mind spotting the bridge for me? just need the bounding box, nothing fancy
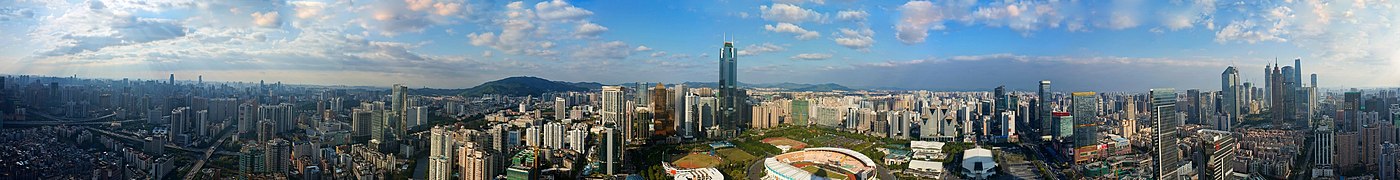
[84,126,239,156]
[4,111,122,126]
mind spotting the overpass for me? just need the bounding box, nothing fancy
[84,126,239,156]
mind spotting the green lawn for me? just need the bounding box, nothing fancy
[673,153,723,169]
[717,148,757,163]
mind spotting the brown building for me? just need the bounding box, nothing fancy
[1337,132,1361,171]
[651,83,675,137]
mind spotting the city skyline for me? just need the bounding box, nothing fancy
[2,0,1398,91]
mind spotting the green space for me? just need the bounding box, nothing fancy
[673,153,722,169]
[716,148,756,163]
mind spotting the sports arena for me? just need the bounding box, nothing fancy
[760,147,876,180]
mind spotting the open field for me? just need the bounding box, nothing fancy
[673,152,723,169]
[762,137,808,150]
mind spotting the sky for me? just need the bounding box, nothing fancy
[1,0,1398,91]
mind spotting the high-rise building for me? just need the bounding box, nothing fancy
[391,84,409,138]
[1151,88,1181,180]
[554,97,567,120]
[171,107,191,137]
[1072,92,1098,148]
[1221,66,1241,124]
[651,83,675,137]
[1313,116,1336,178]
[259,103,294,134]
[718,41,740,136]
[1195,129,1237,180]
[1039,80,1053,138]
[428,126,461,180]
[459,141,495,180]
[266,138,291,174]
[238,143,267,174]
[601,86,626,143]
[238,103,260,140]
[351,108,371,139]
[602,126,623,176]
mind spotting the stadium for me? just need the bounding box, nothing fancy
[760,147,877,180]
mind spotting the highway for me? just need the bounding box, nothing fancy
[182,126,236,180]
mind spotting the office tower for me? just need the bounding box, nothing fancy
[169,73,175,85]
[1311,73,1318,88]
[1195,129,1237,180]
[265,139,291,175]
[391,84,409,138]
[1345,91,1362,131]
[1039,80,1052,138]
[554,97,567,120]
[1053,112,1073,141]
[1264,65,1272,105]
[602,86,625,125]
[1152,88,1181,180]
[1072,92,1098,148]
[1313,116,1335,178]
[1221,66,1241,124]
[718,41,740,136]
[1269,64,1285,124]
[260,103,294,134]
[351,108,371,139]
[1294,58,1303,87]
[407,106,426,128]
[651,83,674,137]
[603,126,623,176]
[635,82,650,105]
[673,84,687,133]
[1186,89,1201,124]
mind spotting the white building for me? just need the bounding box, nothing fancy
[961,147,996,179]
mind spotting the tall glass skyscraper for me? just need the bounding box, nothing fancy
[1221,66,1240,126]
[718,42,739,135]
[1152,88,1181,180]
[1038,80,1052,138]
[1071,92,1097,148]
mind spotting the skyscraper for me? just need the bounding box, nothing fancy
[1313,116,1335,178]
[1221,66,1241,125]
[718,41,740,136]
[651,83,675,137]
[1195,129,1237,180]
[1151,88,1181,180]
[603,126,623,175]
[1039,80,1052,139]
[391,84,409,138]
[554,97,567,120]
[1071,92,1098,148]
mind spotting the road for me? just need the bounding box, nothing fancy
[182,126,236,180]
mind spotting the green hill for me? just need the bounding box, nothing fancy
[459,76,589,97]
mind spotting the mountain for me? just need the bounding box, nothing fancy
[672,82,853,92]
[459,76,589,97]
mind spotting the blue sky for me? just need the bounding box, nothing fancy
[1,0,1397,91]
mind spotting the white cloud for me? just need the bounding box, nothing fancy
[535,0,593,21]
[760,3,823,23]
[836,10,868,22]
[251,11,280,28]
[790,53,833,60]
[737,43,785,56]
[290,1,326,19]
[834,27,874,50]
[1215,20,1286,43]
[774,0,824,5]
[574,22,608,38]
[650,51,667,57]
[764,23,820,40]
[894,1,949,44]
[634,45,652,52]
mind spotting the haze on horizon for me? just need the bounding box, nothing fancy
[2,0,1398,91]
